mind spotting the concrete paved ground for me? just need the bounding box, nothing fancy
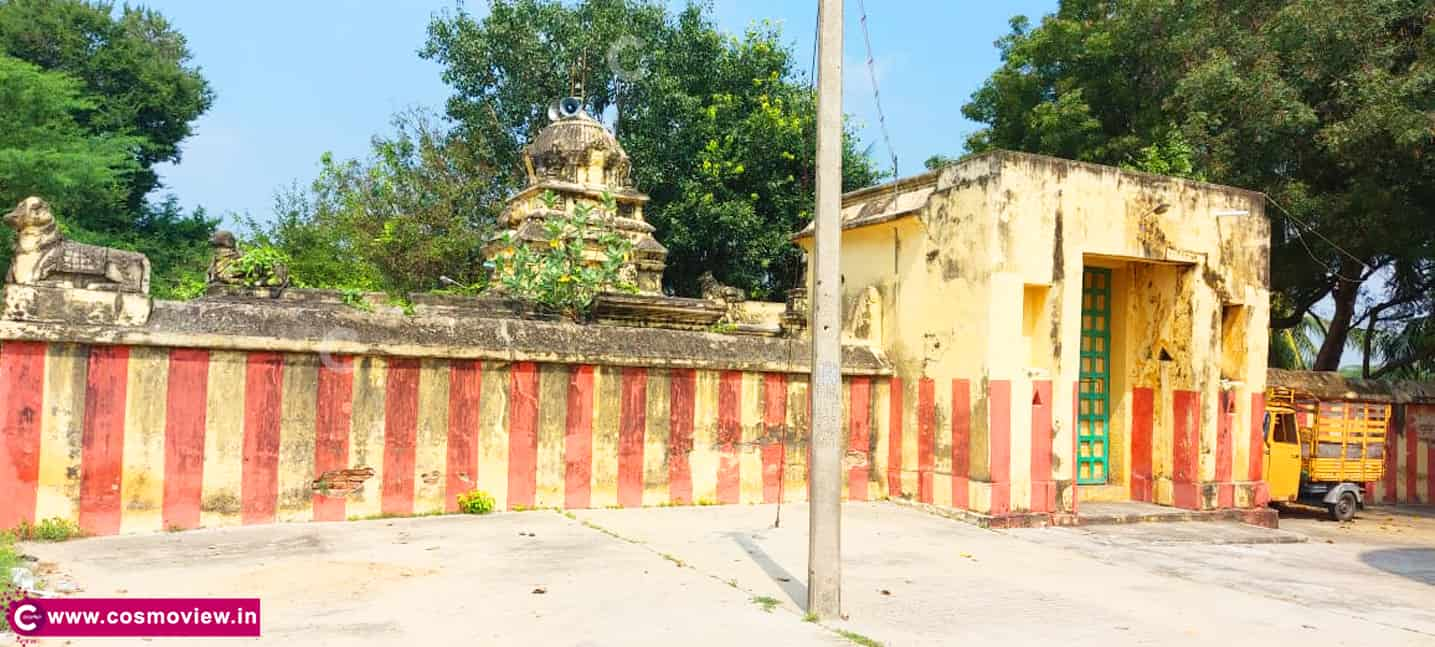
[17,512,846,647]
[16,502,1435,646]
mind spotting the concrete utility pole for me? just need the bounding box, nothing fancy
[808,0,844,620]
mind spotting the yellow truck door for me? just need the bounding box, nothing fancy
[1264,411,1302,502]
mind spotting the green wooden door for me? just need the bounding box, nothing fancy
[1078,267,1112,485]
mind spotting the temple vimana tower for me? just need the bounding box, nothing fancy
[484,97,668,295]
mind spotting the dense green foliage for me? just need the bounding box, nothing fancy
[961,0,1435,376]
[0,0,216,299]
[246,109,495,294]
[420,0,883,299]
[0,0,214,210]
[0,54,139,220]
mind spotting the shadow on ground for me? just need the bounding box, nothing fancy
[1360,548,1435,586]
[724,530,807,608]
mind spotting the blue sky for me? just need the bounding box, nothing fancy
[143,1,1056,227]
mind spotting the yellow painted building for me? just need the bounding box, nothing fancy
[797,150,1273,520]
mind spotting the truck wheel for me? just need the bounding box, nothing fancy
[1327,492,1357,522]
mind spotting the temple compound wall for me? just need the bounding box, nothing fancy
[0,294,890,535]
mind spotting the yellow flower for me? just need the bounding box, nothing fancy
[549,239,562,249]
[558,275,572,283]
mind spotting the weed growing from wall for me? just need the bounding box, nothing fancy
[487,191,636,319]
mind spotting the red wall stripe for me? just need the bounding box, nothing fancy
[241,352,284,525]
[951,379,970,509]
[162,349,209,530]
[847,377,871,501]
[1249,393,1265,483]
[1172,389,1201,510]
[380,358,419,516]
[762,373,787,504]
[1130,388,1154,503]
[667,369,695,505]
[446,360,482,512]
[1216,391,1234,508]
[916,378,935,504]
[1407,414,1420,503]
[887,377,903,497]
[312,356,354,522]
[1030,380,1053,513]
[716,370,742,504]
[1384,414,1399,503]
[507,361,539,509]
[617,367,647,508]
[565,365,595,508]
[1427,427,1434,505]
[988,380,1011,515]
[81,346,129,535]
[0,341,46,530]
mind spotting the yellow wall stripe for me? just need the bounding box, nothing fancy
[119,346,169,534]
[414,358,451,514]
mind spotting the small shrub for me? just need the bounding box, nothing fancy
[339,287,373,311]
[457,490,496,515]
[232,245,292,288]
[171,274,208,300]
[385,295,416,316]
[11,517,83,542]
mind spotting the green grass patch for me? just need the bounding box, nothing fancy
[836,629,883,647]
[345,510,450,522]
[10,517,83,542]
[0,532,19,632]
[751,595,780,613]
[802,612,819,623]
[659,552,686,567]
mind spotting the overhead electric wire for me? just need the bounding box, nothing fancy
[856,0,898,180]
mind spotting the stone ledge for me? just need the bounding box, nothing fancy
[0,297,890,375]
[1077,505,1280,529]
[4,283,150,326]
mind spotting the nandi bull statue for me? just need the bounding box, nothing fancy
[2,196,153,325]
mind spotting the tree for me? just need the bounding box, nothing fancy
[246,109,496,294]
[0,0,217,299]
[0,0,214,212]
[422,0,882,299]
[962,0,1435,373]
[0,55,139,220]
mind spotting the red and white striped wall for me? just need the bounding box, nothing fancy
[0,341,899,535]
[0,340,1279,536]
[1373,403,1435,505]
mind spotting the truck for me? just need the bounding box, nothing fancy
[1263,385,1389,522]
